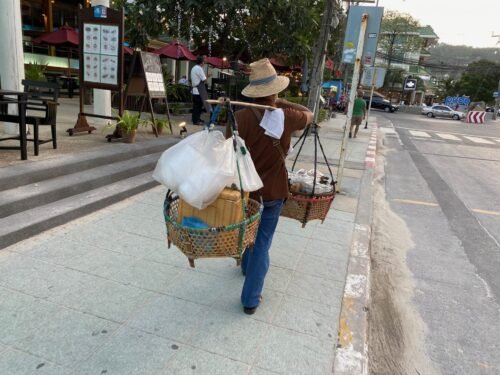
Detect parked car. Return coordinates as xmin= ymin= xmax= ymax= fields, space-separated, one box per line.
xmin=364 ymin=96 xmax=399 ymax=113
xmin=421 ymin=105 xmax=465 ymax=120
xmin=485 ymin=107 xmax=500 ymax=116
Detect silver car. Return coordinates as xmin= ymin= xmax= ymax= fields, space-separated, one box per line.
xmin=422 ymin=105 xmax=464 ymax=120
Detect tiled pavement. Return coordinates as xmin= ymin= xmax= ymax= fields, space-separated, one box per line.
xmin=0 ymin=114 xmax=372 ymax=375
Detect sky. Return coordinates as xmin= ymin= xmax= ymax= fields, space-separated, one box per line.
xmin=375 ymin=0 xmax=500 ymax=48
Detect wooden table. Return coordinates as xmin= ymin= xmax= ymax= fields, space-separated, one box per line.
xmin=0 ymin=89 xmax=28 ymax=160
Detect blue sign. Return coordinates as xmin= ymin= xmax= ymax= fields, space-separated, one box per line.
xmin=494 ymin=92 xmax=500 ymax=98
xmin=342 ymin=6 xmax=384 ymax=64
xmin=94 ymin=5 xmax=107 ymax=19
xmin=444 ymin=96 xmax=470 ymax=107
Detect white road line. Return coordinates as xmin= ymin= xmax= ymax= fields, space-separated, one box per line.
xmin=409 ymin=130 xmax=431 ymax=138
xmin=436 ymin=133 xmax=460 ymax=141
xmin=463 ymin=136 xmax=495 ymax=144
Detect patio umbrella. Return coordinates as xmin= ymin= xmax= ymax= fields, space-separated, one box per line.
xmin=154 ymin=41 xmax=196 ymax=61
xmin=33 ymin=25 xmax=79 ymax=76
xmin=123 ymin=45 xmax=134 ymax=55
xmin=206 ymin=56 xmax=230 ymax=70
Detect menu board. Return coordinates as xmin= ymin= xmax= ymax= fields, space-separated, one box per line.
xmin=140 ymin=52 xmax=166 ymax=98
xmin=82 ymin=23 xmax=120 ymax=86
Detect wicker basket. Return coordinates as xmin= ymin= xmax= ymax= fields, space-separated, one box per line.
xmin=280 ymin=190 xmax=335 ymax=228
xmin=164 ymin=196 xmax=262 ymax=267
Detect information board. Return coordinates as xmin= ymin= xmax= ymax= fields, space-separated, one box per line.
xmin=140 ymin=52 xmax=166 ymax=98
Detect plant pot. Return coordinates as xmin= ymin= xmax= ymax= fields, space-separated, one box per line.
xmin=123 ymin=129 xmax=137 ymax=143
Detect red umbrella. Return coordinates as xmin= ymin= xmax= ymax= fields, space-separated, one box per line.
xmin=33 ymin=25 xmax=79 ymax=76
xmin=270 ymin=58 xmax=288 ymax=70
xmin=123 ymin=45 xmax=134 ymax=55
xmin=154 ymin=41 xmax=196 ymax=61
xmin=206 ymin=56 xmax=230 ymax=69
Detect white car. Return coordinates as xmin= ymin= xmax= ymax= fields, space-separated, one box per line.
xmin=421 ymin=105 xmax=465 ymax=120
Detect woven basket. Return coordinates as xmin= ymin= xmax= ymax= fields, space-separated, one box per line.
xmin=164 ymin=197 xmax=261 ymax=267
xmin=280 ymin=190 xmax=335 ymax=228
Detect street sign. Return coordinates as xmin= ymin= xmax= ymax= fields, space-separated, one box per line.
xmin=361 ymin=67 xmax=386 ymax=88
xmin=444 ymin=96 xmax=471 ymax=107
xmin=493 ymin=91 xmax=500 ymax=98
xmin=342 ymin=6 xmax=384 ymax=64
xmin=403 ymin=78 xmax=417 ymax=91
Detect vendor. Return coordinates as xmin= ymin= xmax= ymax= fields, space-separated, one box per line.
xmin=231 ymin=58 xmax=313 ymax=314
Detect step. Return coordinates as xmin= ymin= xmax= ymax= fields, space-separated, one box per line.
xmin=0 ymin=153 xmax=162 ymax=219
xmin=0 ymin=137 xmax=176 ymax=191
xmin=0 ymin=172 xmax=159 ymax=250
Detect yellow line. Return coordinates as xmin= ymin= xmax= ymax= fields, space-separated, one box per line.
xmin=472 ymin=208 xmax=500 ymax=216
xmin=392 ymin=199 xmax=500 ymax=216
xmin=392 ymin=198 xmax=439 ymax=207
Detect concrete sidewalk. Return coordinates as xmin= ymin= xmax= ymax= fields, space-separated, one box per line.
xmin=0 ymin=114 xmax=376 ymax=374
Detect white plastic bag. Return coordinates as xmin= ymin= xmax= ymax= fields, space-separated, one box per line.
xmin=152 ymin=130 xmax=235 ymax=209
xmin=228 ymin=137 xmax=263 ymax=192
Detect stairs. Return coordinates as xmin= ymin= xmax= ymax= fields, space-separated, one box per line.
xmin=0 ymin=137 xmax=177 ymax=250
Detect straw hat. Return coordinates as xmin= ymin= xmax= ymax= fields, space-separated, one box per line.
xmin=241 ymin=58 xmax=290 ymax=98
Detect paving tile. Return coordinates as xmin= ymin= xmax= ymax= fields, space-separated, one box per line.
xmin=110 ymin=259 xmax=184 ymax=293
xmin=127 ymin=294 xmax=205 ymax=343
xmin=276 ymin=217 xmax=316 ymax=238
xmin=304 ymin=238 xmax=350 ymax=264
xmin=331 ymin=195 xmax=357 ymax=214
xmin=272 ymin=232 xmax=311 ymax=253
xmin=324 ymin=209 xmax=355 ymax=222
xmin=58 ymin=248 xmax=137 ymax=279
xmin=187 ymin=308 xmax=270 ymax=363
xmin=13 ymin=307 xmax=120 ymax=367
xmin=270 ymin=247 xmax=303 ymax=270
xmin=286 ymin=272 xmax=344 ymax=307
xmin=212 ymin=282 xmax=285 ymax=323
xmin=75 ymin=326 xmax=177 ymax=375
xmin=254 ymin=326 xmax=334 ymax=375
xmin=0 ymin=253 xmax=94 ymax=300
xmin=272 ymin=295 xmax=340 ymax=341
xmin=249 ymin=367 xmax=281 ymax=375
xmin=99 ymin=215 xmax=166 ymax=242
xmin=187 ymin=256 xmax=243 ymax=280
xmin=265 ymin=266 xmax=294 ymax=293
xmin=0 ymin=348 xmax=71 ymax=375
xmin=163 ymin=270 xmax=228 ymax=306
xmin=0 ymin=287 xmax=58 ymax=346
xmin=16 ymin=237 xmax=91 ymax=264
xmin=48 ymin=276 xmax=158 ymax=323
xmin=295 ymin=253 xmax=349 ymax=282
xmin=163 ymin=345 xmax=250 ymax=374
xmin=143 ymin=245 xmax=194 ymax=270
xmin=114 ymin=201 xmax=163 ymax=221
xmin=312 ymin=225 xmax=352 ymax=246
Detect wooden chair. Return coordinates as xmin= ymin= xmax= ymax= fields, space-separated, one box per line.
xmin=22 ymin=80 xmax=60 ymax=156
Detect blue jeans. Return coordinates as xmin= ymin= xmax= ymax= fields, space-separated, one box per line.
xmin=241 ymin=199 xmax=284 ymax=308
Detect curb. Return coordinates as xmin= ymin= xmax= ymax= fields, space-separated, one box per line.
xmin=333 ymin=122 xmax=377 ymax=374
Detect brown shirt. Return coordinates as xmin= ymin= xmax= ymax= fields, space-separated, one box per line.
xmin=233 ymin=102 xmax=309 ymax=201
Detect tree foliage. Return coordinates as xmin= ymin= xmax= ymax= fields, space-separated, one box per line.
xmin=379 ymin=11 xmax=421 ymax=70
xmin=113 ymin=0 xmax=329 ymax=63
xmin=445 ymin=60 xmax=500 ymax=103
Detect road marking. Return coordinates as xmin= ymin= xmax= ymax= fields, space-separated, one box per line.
xmin=436 ymin=133 xmax=460 ymax=141
xmin=392 ymin=199 xmax=500 ymax=216
xmin=471 ymin=208 xmax=500 ymax=216
xmin=398 ymin=126 xmax=500 ymax=141
xmin=392 ymin=198 xmax=438 ymax=207
xmin=409 ymin=130 xmax=431 ymax=138
xmin=463 ymin=136 xmax=495 ymax=144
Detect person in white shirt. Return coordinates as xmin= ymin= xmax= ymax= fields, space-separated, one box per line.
xmin=191 ymin=56 xmax=208 ymax=125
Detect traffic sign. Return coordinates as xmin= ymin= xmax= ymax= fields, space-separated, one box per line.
xmin=493 ymin=92 xmax=500 ymax=98
xmin=403 ymin=78 xmax=417 ymax=91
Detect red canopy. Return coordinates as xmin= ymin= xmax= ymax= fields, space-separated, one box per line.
xmin=33 ymin=25 xmax=79 ymax=47
xmin=154 ymin=42 xmax=196 ymax=61
xmin=123 ymin=45 xmax=134 ymax=55
xmin=206 ymin=56 xmax=230 ymax=69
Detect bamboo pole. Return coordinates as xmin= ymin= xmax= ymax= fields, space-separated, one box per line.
xmin=206 ymin=99 xmax=276 ymax=111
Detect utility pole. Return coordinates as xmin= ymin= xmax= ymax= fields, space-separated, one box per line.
xmin=337 ymin=13 xmax=368 ymax=191
xmin=307 ymin=0 xmax=340 ymax=120
xmin=493 ymin=32 xmax=500 ymax=121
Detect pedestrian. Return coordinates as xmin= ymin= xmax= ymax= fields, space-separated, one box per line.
xmin=178 ymin=75 xmax=189 ymax=86
xmin=191 ymin=55 xmax=211 ymax=125
xmin=348 ymin=90 xmax=366 ymax=138
xmin=231 ymin=58 xmax=313 ymax=314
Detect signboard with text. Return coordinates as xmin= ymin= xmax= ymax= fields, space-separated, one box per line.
xmin=342 ymin=6 xmax=384 ymax=64
xmin=361 ymin=67 xmax=386 ymax=88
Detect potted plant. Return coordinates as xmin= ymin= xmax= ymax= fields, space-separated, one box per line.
xmin=116 ymin=111 xmax=140 ymax=143
xmin=25 ymin=62 xmax=47 ymax=81
xmin=144 ymin=118 xmax=170 ymax=135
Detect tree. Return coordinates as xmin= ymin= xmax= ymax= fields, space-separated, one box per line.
xmin=446 ymin=60 xmax=500 ymax=103
xmin=379 ymin=11 xmax=421 ymax=71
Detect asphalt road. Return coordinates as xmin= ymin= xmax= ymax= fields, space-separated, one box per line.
xmin=369 ymin=111 xmax=500 ymax=375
